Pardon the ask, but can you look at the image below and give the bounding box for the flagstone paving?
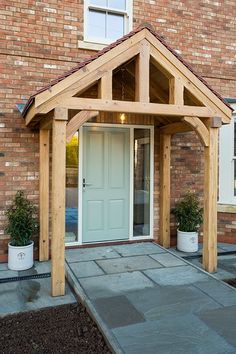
[66,242,236,354]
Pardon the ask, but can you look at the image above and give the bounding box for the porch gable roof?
[22,25,233,126]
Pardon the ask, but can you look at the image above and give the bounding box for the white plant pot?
[8,241,34,271]
[177,230,198,253]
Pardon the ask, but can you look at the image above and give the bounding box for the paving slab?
[198,305,236,347]
[96,255,162,274]
[112,242,166,257]
[217,243,236,252]
[79,271,155,299]
[0,278,76,316]
[66,247,121,263]
[194,279,236,306]
[126,285,220,320]
[94,295,145,329]
[70,260,104,278]
[144,265,209,286]
[150,253,187,267]
[0,269,18,279]
[112,314,235,354]
[0,263,8,271]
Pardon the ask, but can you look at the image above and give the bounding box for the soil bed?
[0,303,111,354]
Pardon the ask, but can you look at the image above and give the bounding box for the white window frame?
[219,103,236,205]
[83,0,133,46]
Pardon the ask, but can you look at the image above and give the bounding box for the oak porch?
[23,27,232,296]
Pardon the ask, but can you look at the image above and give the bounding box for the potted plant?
[172,192,203,252]
[6,191,38,270]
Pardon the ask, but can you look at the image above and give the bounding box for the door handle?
[83,178,92,188]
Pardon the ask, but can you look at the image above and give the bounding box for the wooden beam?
[210,116,222,128]
[39,129,50,261]
[99,71,113,99]
[66,110,98,142]
[202,125,219,273]
[160,122,192,135]
[135,39,150,102]
[182,116,210,146]
[159,133,171,248]
[169,76,184,105]
[59,98,215,117]
[51,108,68,296]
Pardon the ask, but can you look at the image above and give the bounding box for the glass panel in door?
[65,133,79,243]
[133,129,150,236]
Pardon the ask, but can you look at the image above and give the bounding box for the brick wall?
[1,0,236,260]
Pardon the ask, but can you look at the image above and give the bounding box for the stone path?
[66,242,236,354]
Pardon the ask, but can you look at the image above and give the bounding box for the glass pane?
[89,0,106,6]
[107,13,124,40]
[65,133,79,243]
[108,0,126,10]
[87,10,106,39]
[133,129,150,236]
[234,160,236,196]
[234,119,236,156]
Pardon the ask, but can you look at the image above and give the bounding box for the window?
[84,0,133,45]
[219,104,236,205]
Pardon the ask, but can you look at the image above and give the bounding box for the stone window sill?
[78,40,107,51]
[218,204,236,213]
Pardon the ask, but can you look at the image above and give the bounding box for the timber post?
[51,107,68,296]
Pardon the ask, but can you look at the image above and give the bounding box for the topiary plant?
[6,191,39,246]
[172,192,203,232]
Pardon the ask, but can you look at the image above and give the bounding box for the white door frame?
[65,123,154,246]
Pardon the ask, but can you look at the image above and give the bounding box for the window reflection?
[65,133,79,243]
[133,129,150,236]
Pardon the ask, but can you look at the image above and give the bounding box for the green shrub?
[172,192,203,232]
[6,191,39,246]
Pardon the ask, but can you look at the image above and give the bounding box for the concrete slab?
[94,295,145,329]
[79,271,155,299]
[112,314,235,354]
[66,247,121,263]
[150,253,187,267]
[97,255,162,274]
[70,260,104,278]
[144,265,209,286]
[198,305,236,347]
[0,278,76,317]
[194,279,236,307]
[112,243,166,257]
[126,285,220,321]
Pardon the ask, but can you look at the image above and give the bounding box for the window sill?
[78,40,107,51]
[218,204,236,213]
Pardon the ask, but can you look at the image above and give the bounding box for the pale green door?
[82,126,130,243]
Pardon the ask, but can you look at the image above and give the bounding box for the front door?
[82,126,130,243]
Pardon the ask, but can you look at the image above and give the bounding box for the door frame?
[65,123,154,246]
